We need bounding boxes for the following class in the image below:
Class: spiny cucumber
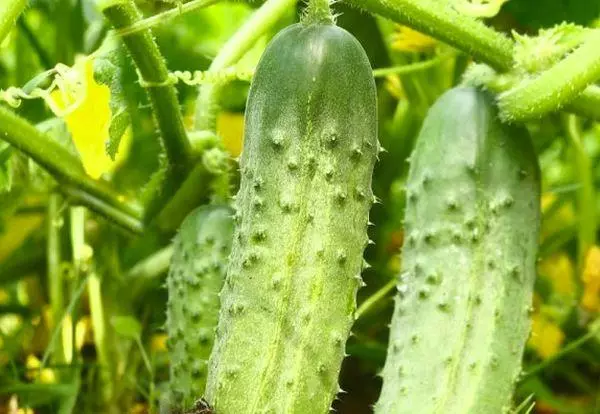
[165,205,233,412]
[205,20,378,414]
[376,87,541,414]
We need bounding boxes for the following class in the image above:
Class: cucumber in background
[376,87,541,414]
[165,205,233,412]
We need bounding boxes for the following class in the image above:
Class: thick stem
[0,0,27,45]
[345,0,514,71]
[194,0,297,131]
[303,0,333,24]
[349,0,600,121]
[0,106,143,232]
[499,31,600,122]
[100,0,192,175]
[466,66,600,122]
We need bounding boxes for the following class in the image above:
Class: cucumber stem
[345,0,513,71]
[303,0,334,24]
[0,0,27,45]
[499,31,600,122]
[346,0,600,121]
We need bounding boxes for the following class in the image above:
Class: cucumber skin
[205,22,377,414]
[166,205,233,411]
[376,87,541,414]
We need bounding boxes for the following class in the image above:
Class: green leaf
[93,37,132,161]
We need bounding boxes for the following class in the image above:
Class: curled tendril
[137,67,255,88]
[452,0,509,19]
[0,61,89,117]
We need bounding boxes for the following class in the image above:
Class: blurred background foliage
[0,0,599,413]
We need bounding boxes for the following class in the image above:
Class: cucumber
[376,87,540,414]
[204,20,378,414]
[166,205,233,411]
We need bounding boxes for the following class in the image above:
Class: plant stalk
[0,0,27,45]
[499,31,600,122]
[0,106,144,232]
[194,0,297,131]
[348,0,600,121]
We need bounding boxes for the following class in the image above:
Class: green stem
[47,193,65,366]
[349,0,600,121]
[127,245,174,280]
[303,0,333,24]
[0,106,143,232]
[0,0,27,45]
[17,17,53,69]
[521,320,600,380]
[466,66,600,122]
[100,0,192,176]
[41,276,89,370]
[356,278,396,319]
[194,0,297,131]
[565,115,596,283]
[372,54,450,78]
[88,271,115,409]
[566,85,600,121]
[499,31,600,122]
[114,0,220,37]
[345,0,514,71]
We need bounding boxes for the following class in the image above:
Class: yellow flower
[217,111,244,158]
[528,312,565,359]
[25,354,56,384]
[538,253,576,298]
[151,333,168,353]
[391,26,437,53]
[540,193,575,242]
[0,214,44,262]
[48,56,131,179]
[384,75,406,100]
[582,246,600,312]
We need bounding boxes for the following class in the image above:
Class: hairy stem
[345,0,513,71]
[0,0,27,44]
[100,0,193,221]
[115,0,220,37]
[194,0,297,131]
[303,0,333,24]
[349,0,600,121]
[499,31,600,122]
[0,106,143,232]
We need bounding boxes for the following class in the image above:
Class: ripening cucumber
[165,205,233,411]
[204,19,378,414]
[376,87,541,414]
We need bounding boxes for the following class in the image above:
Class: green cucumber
[205,20,378,414]
[166,205,233,411]
[376,87,541,414]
